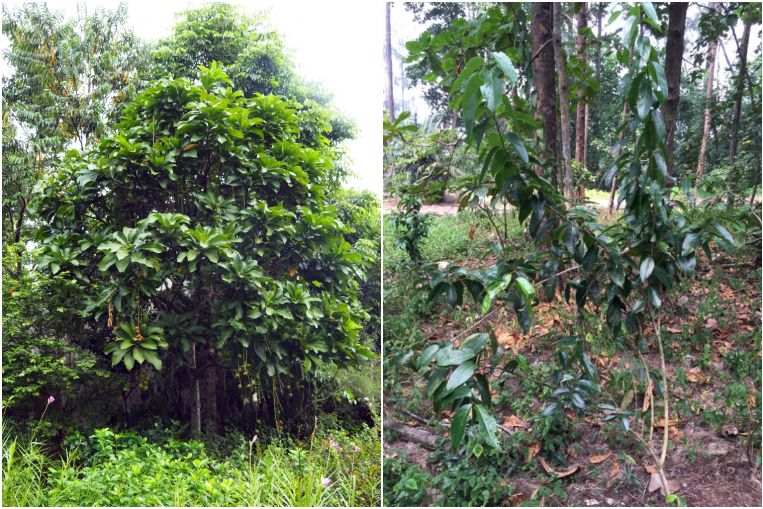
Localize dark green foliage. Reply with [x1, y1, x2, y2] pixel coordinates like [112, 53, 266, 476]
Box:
[33, 65, 374, 429]
[147, 4, 355, 155]
[2, 244, 125, 436]
[392, 191, 431, 263]
[402, 1, 751, 452]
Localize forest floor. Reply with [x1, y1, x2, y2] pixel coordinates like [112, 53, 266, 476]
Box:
[383, 211, 762, 507]
[383, 191, 762, 216]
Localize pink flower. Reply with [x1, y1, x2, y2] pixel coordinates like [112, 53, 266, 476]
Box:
[354, 445, 361, 453]
[330, 439, 339, 452]
[47, 396, 55, 404]
[321, 477, 330, 488]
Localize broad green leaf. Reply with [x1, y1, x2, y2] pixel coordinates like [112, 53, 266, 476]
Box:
[115, 257, 130, 273]
[474, 404, 500, 448]
[450, 404, 472, 450]
[481, 274, 512, 314]
[515, 277, 536, 302]
[446, 360, 476, 391]
[506, 132, 529, 164]
[480, 69, 504, 113]
[142, 350, 162, 370]
[435, 346, 477, 367]
[491, 52, 517, 84]
[639, 257, 654, 283]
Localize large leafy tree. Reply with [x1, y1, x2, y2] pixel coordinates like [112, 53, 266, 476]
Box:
[34, 65, 374, 434]
[2, 3, 145, 246]
[146, 4, 355, 152]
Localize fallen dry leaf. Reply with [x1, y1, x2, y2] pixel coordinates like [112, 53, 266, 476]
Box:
[686, 367, 706, 384]
[653, 418, 679, 428]
[468, 227, 476, 240]
[502, 415, 530, 429]
[507, 492, 528, 506]
[704, 318, 718, 329]
[588, 452, 611, 464]
[538, 457, 579, 478]
[642, 378, 653, 412]
[669, 426, 683, 440]
[666, 326, 683, 334]
[645, 464, 658, 474]
[647, 472, 679, 496]
[526, 443, 540, 463]
[606, 460, 620, 487]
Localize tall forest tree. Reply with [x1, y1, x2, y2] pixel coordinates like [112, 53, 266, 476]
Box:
[531, 3, 557, 186]
[2, 3, 145, 247]
[553, 3, 574, 199]
[34, 66, 375, 435]
[695, 2, 720, 183]
[385, 2, 395, 122]
[574, 2, 589, 200]
[664, 2, 688, 177]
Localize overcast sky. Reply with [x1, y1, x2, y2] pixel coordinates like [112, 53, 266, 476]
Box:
[388, 3, 761, 121]
[2, 0, 383, 195]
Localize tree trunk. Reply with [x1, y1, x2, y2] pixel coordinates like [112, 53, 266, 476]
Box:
[531, 3, 557, 184]
[385, 2, 395, 122]
[664, 2, 688, 179]
[696, 2, 719, 185]
[553, 3, 573, 200]
[730, 20, 751, 162]
[574, 3, 589, 202]
[204, 359, 219, 433]
[191, 343, 201, 437]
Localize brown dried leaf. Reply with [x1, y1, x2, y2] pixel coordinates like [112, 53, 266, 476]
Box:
[538, 457, 579, 478]
[704, 318, 718, 329]
[606, 460, 621, 487]
[507, 492, 528, 506]
[653, 418, 679, 428]
[647, 472, 663, 493]
[642, 378, 653, 412]
[588, 452, 611, 464]
[468, 227, 477, 240]
[686, 367, 706, 384]
[666, 326, 683, 334]
[502, 415, 530, 429]
[644, 464, 658, 474]
[526, 443, 540, 463]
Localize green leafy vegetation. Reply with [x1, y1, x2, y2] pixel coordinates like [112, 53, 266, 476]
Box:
[384, 2, 760, 506]
[3, 3, 379, 506]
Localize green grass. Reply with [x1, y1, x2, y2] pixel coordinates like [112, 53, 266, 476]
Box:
[2, 425, 381, 507]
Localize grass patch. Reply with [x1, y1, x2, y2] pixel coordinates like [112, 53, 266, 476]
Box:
[2, 425, 380, 507]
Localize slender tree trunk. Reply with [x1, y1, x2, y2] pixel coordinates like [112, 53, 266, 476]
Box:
[204, 359, 219, 433]
[385, 2, 395, 122]
[531, 3, 560, 299]
[531, 3, 557, 185]
[664, 2, 688, 180]
[607, 104, 629, 213]
[595, 4, 602, 81]
[696, 2, 719, 185]
[730, 20, 751, 162]
[575, 3, 589, 202]
[191, 343, 202, 437]
[553, 3, 573, 200]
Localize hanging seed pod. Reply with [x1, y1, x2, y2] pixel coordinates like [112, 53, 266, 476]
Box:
[107, 300, 114, 328]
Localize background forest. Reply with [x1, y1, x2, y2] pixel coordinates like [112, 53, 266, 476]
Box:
[2, 3, 380, 506]
[383, 2, 761, 507]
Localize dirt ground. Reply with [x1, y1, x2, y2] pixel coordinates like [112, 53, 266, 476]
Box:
[384, 247, 762, 507]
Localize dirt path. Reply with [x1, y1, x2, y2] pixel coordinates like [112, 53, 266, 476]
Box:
[383, 196, 611, 215]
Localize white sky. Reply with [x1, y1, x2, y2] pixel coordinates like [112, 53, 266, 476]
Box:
[2, 0, 383, 195]
[388, 3, 761, 121]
